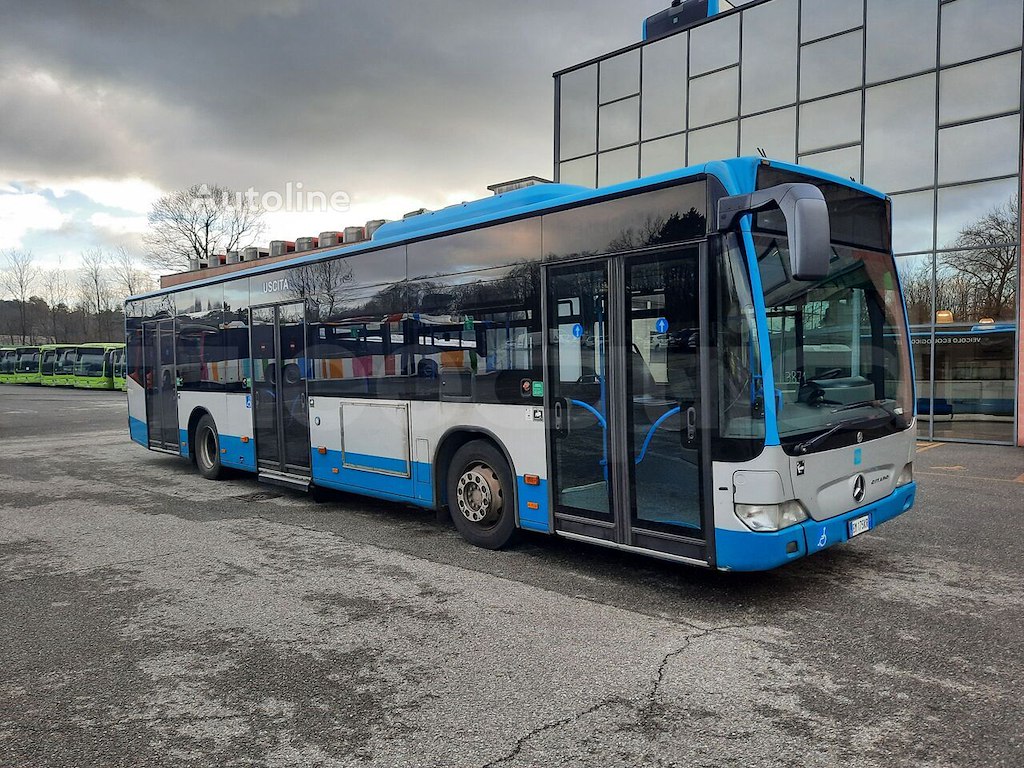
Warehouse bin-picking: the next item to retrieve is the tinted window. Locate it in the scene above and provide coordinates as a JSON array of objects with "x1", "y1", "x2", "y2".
[
  {"x1": 757, "y1": 166, "x2": 890, "y2": 252},
  {"x1": 407, "y1": 219, "x2": 541, "y2": 279},
  {"x1": 176, "y1": 284, "x2": 228, "y2": 392},
  {"x1": 543, "y1": 183, "x2": 707, "y2": 260}
]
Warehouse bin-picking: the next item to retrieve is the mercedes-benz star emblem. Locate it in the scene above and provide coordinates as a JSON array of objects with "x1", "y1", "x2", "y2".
[{"x1": 852, "y1": 474, "x2": 866, "y2": 503}]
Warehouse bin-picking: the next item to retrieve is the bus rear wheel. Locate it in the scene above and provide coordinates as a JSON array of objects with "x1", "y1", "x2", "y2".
[
  {"x1": 195, "y1": 414, "x2": 224, "y2": 481},
  {"x1": 446, "y1": 440, "x2": 517, "y2": 550}
]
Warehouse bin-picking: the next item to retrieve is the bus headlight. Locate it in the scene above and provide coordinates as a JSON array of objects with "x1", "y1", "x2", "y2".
[
  {"x1": 735, "y1": 500, "x2": 808, "y2": 532},
  {"x1": 896, "y1": 462, "x2": 914, "y2": 487}
]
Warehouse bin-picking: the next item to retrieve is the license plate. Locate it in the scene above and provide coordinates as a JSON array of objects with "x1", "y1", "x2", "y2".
[{"x1": 848, "y1": 514, "x2": 871, "y2": 538}]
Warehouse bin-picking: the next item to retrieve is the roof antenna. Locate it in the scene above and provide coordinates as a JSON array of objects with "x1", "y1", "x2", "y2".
[{"x1": 757, "y1": 147, "x2": 767, "y2": 158}]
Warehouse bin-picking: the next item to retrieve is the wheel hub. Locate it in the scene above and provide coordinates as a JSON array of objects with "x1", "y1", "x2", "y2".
[{"x1": 456, "y1": 464, "x2": 502, "y2": 524}]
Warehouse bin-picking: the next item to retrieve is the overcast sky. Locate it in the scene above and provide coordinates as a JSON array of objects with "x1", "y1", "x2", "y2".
[{"x1": 0, "y1": 0, "x2": 676, "y2": 272}]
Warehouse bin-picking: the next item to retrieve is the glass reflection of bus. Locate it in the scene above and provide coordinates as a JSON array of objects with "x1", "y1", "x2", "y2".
[{"x1": 912, "y1": 323, "x2": 1015, "y2": 422}]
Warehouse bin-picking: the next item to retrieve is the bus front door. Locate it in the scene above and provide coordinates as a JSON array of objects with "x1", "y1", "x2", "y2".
[
  {"x1": 544, "y1": 248, "x2": 709, "y2": 565},
  {"x1": 250, "y1": 302, "x2": 311, "y2": 483},
  {"x1": 144, "y1": 320, "x2": 180, "y2": 452}
]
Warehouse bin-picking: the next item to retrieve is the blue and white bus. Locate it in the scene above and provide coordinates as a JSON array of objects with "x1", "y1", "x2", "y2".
[{"x1": 126, "y1": 158, "x2": 917, "y2": 571}]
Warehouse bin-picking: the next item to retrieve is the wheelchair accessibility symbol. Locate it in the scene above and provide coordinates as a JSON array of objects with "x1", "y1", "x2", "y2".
[{"x1": 817, "y1": 527, "x2": 828, "y2": 548}]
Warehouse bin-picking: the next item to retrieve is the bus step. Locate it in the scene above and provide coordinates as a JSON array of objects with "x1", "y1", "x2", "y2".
[{"x1": 257, "y1": 470, "x2": 311, "y2": 492}]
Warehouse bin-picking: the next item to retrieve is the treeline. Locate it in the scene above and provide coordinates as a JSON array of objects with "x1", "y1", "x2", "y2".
[{"x1": 0, "y1": 248, "x2": 155, "y2": 344}]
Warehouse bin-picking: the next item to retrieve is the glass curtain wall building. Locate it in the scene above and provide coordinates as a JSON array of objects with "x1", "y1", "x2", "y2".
[{"x1": 554, "y1": 0, "x2": 1023, "y2": 446}]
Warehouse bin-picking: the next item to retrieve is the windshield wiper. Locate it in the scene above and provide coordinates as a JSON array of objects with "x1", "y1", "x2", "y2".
[
  {"x1": 793, "y1": 412, "x2": 891, "y2": 455},
  {"x1": 830, "y1": 399, "x2": 909, "y2": 429}
]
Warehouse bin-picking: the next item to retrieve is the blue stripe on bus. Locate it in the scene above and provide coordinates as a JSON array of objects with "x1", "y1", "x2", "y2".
[
  {"x1": 179, "y1": 428, "x2": 189, "y2": 457},
  {"x1": 220, "y1": 435, "x2": 256, "y2": 471},
  {"x1": 311, "y1": 449, "x2": 425, "y2": 502},
  {"x1": 715, "y1": 483, "x2": 916, "y2": 572},
  {"x1": 129, "y1": 416, "x2": 148, "y2": 446},
  {"x1": 516, "y1": 477, "x2": 550, "y2": 533}
]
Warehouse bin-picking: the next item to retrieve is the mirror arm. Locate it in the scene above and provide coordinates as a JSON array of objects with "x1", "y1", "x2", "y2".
[{"x1": 715, "y1": 182, "x2": 831, "y2": 281}]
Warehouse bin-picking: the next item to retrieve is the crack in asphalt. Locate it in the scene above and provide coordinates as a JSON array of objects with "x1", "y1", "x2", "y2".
[
  {"x1": 478, "y1": 696, "x2": 633, "y2": 768},
  {"x1": 478, "y1": 622, "x2": 749, "y2": 768}
]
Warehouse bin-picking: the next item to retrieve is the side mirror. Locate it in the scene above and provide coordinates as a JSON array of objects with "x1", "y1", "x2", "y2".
[{"x1": 716, "y1": 182, "x2": 831, "y2": 281}]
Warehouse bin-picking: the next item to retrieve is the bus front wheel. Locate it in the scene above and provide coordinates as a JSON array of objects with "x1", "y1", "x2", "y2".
[
  {"x1": 446, "y1": 440, "x2": 517, "y2": 550},
  {"x1": 195, "y1": 414, "x2": 224, "y2": 481}
]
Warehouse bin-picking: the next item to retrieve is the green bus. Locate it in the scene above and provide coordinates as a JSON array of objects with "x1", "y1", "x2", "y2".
[
  {"x1": 0, "y1": 346, "x2": 16, "y2": 384},
  {"x1": 12, "y1": 346, "x2": 42, "y2": 384},
  {"x1": 72, "y1": 343, "x2": 124, "y2": 390},
  {"x1": 39, "y1": 344, "x2": 80, "y2": 387},
  {"x1": 110, "y1": 345, "x2": 127, "y2": 390}
]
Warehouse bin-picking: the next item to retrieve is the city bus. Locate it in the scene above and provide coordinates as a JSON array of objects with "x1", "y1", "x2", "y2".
[
  {"x1": 72, "y1": 343, "x2": 125, "y2": 390},
  {"x1": 0, "y1": 346, "x2": 15, "y2": 384},
  {"x1": 126, "y1": 158, "x2": 917, "y2": 571},
  {"x1": 111, "y1": 345, "x2": 127, "y2": 390},
  {"x1": 12, "y1": 346, "x2": 41, "y2": 384},
  {"x1": 39, "y1": 343, "x2": 79, "y2": 386}
]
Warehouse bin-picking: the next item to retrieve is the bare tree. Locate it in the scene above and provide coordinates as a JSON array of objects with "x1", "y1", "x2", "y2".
[
  {"x1": 78, "y1": 249, "x2": 112, "y2": 338},
  {"x1": 41, "y1": 263, "x2": 72, "y2": 342},
  {"x1": 144, "y1": 183, "x2": 265, "y2": 273},
  {"x1": 109, "y1": 246, "x2": 154, "y2": 299},
  {"x1": 0, "y1": 249, "x2": 39, "y2": 342},
  {"x1": 937, "y1": 196, "x2": 1019, "y2": 322}
]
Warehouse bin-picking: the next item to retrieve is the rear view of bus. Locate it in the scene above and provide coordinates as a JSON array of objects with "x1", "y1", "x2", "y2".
[{"x1": 709, "y1": 160, "x2": 916, "y2": 570}]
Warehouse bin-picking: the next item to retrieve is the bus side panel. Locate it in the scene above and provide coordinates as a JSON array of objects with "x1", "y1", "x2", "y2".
[
  {"x1": 305, "y1": 399, "x2": 550, "y2": 531},
  {"x1": 177, "y1": 392, "x2": 228, "y2": 460},
  {"x1": 409, "y1": 402, "x2": 550, "y2": 533},
  {"x1": 309, "y1": 397, "x2": 421, "y2": 502},
  {"x1": 127, "y1": 376, "x2": 148, "y2": 447},
  {"x1": 220, "y1": 392, "x2": 256, "y2": 471}
]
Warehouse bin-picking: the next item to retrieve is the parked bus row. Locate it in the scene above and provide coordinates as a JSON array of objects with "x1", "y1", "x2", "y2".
[{"x1": 0, "y1": 343, "x2": 126, "y2": 390}]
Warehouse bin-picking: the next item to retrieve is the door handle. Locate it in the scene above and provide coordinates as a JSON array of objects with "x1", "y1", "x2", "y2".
[
  {"x1": 682, "y1": 405, "x2": 697, "y2": 447},
  {"x1": 553, "y1": 397, "x2": 569, "y2": 438}
]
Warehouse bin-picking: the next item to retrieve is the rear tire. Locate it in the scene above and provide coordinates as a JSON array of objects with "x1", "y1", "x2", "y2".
[
  {"x1": 195, "y1": 414, "x2": 224, "y2": 480},
  {"x1": 446, "y1": 440, "x2": 517, "y2": 550}
]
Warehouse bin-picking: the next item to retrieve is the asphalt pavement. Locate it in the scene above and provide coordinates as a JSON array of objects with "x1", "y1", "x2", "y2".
[{"x1": 1, "y1": 384, "x2": 1022, "y2": 767}]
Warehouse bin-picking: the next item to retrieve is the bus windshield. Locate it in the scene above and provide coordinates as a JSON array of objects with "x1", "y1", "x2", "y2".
[
  {"x1": 752, "y1": 179, "x2": 913, "y2": 452},
  {"x1": 76, "y1": 348, "x2": 107, "y2": 377}
]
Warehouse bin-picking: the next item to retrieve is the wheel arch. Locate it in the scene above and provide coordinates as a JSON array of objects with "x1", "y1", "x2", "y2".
[
  {"x1": 432, "y1": 426, "x2": 519, "y2": 521},
  {"x1": 186, "y1": 406, "x2": 212, "y2": 463}
]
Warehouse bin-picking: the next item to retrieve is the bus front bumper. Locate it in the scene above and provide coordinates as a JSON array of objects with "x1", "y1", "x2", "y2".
[{"x1": 715, "y1": 482, "x2": 917, "y2": 572}]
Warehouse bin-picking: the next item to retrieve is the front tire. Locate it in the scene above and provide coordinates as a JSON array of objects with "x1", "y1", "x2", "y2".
[
  {"x1": 195, "y1": 414, "x2": 224, "y2": 480},
  {"x1": 446, "y1": 440, "x2": 517, "y2": 550}
]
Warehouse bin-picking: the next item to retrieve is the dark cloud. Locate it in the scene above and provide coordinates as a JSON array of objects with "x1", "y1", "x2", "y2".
[{"x1": 0, "y1": 0, "x2": 668, "y2": 200}]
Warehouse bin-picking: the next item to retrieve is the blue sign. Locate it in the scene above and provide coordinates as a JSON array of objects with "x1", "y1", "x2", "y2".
[
  {"x1": 571, "y1": 323, "x2": 584, "y2": 339},
  {"x1": 655, "y1": 317, "x2": 669, "y2": 334},
  {"x1": 245, "y1": 394, "x2": 252, "y2": 409}
]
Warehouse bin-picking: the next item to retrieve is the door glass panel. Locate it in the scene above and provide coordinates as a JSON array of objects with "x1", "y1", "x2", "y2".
[
  {"x1": 251, "y1": 306, "x2": 280, "y2": 467},
  {"x1": 278, "y1": 303, "x2": 310, "y2": 470},
  {"x1": 144, "y1": 321, "x2": 179, "y2": 450},
  {"x1": 547, "y1": 262, "x2": 612, "y2": 520},
  {"x1": 625, "y1": 251, "x2": 703, "y2": 533}
]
